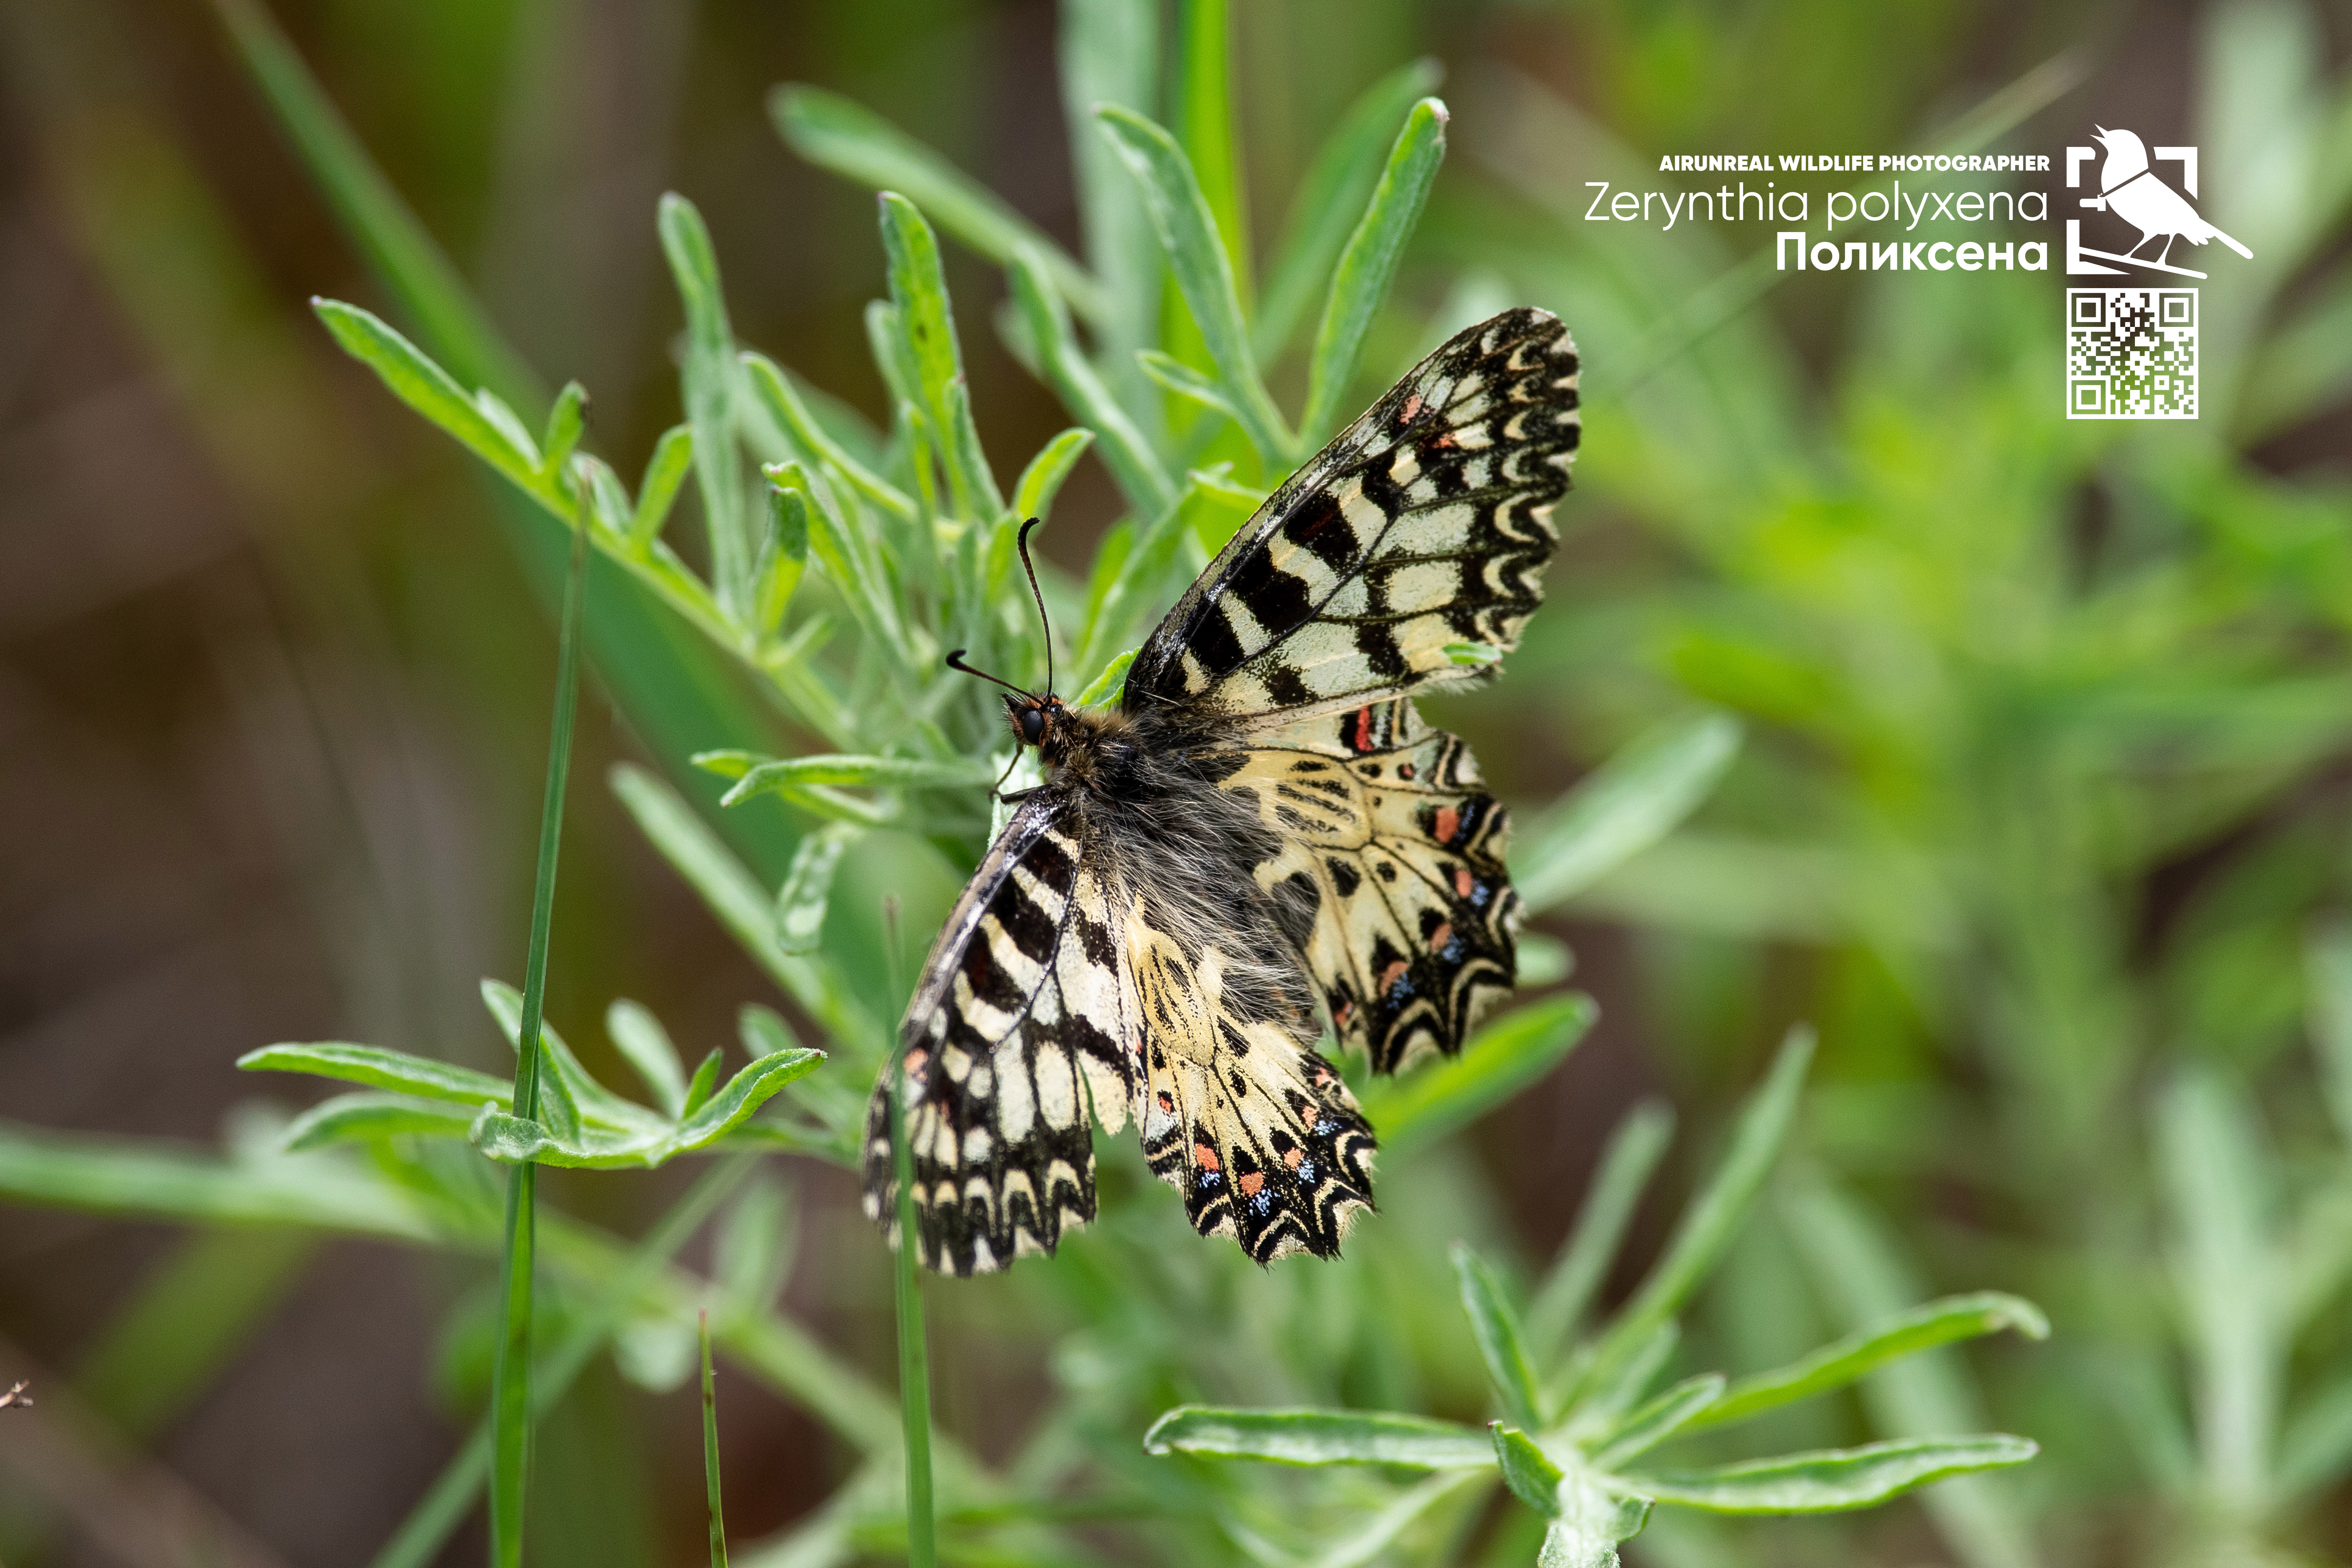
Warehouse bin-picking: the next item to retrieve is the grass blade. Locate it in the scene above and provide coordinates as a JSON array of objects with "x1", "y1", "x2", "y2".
[
  {"x1": 1629, "y1": 1436, "x2": 2039, "y2": 1514},
  {"x1": 1171, "y1": 0, "x2": 1250, "y2": 309},
  {"x1": 889, "y1": 1062, "x2": 937, "y2": 1567},
  {"x1": 486, "y1": 504, "x2": 590, "y2": 1568},
  {"x1": 769, "y1": 85, "x2": 1103, "y2": 325},
  {"x1": 1515, "y1": 711, "x2": 1742, "y2": 915},
  {"x1": 1298, "y1": 98, "x2": 1447, "y2": 450},
  {"x1": 370, "y1": 1160, "x2": 751, "y2": 1568},
  {"x1": 1452, "y1": 1243, "x2": 1544, "y2": 1428},
  {"x1": 1143, "y1": 1406, "x2": 1494, "y2": 1468},
  {"x1": 1573, "y1": 1027, "x2": 1813, "y2": 1407},
  {"x1": 702, "y1": 1310, "x2": 730, "y2": 1568},
  {"x1": 207, "y1": 0, "x2": 539, "y2": 407},
  {"x1": 1687, "y1": 1293, "x2": 2050, "y2": 1436},
  {"x1": 1359, "y1": 995, "x2": 1597, "y2": 1157},
  {"x1": 1094, "y1": 105, "x2": 1292, "y2": 464},
  {"x1": 1527, "y1": 1100, "x2": 1675, "y2": 1359},
  {"x1": 1254, "y1": 58, "x2": 1443, "y2": 363}
]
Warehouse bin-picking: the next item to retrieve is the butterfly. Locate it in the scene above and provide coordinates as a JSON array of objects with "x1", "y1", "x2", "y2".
[{"x1": 864, "y1": 307, "x2": 1581, "y2": 1274}]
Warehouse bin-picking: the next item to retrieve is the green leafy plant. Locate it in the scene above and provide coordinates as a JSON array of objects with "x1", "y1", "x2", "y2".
[{"x1": 1145, "y1": 1031, "x2": 2045, "y2": 1566}]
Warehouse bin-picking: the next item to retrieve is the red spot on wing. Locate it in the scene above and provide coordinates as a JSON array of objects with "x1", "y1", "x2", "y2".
[
  {"x1": 1433, "y1": 805, "x2": 1460, "y2": 844},
  {"x1": 1301, "y1": 1103, "x2": 1319, "y2": 1127},
  {"x1": 1399, "y1": 392, "x2": 1424, "y2": 425},
  {"x1": 1352, "y1": 706, "x2": 1374, "y2": 753},
  {"x1": 1380, "y1": 959, "x2": 1410, "y2": 994},
  {"x1": 1398, "y1": 762, "x2": 1416, "y2": 780},
  {"x1": 1428, "y1": 921, "x2": 1454, "y2": 953},
  {"x1": 1237, "y1": 1171, "x2": 1266, "y2": 1197},
  {"x1": 1454, "y1": 867, "x2": 1475, "y2": 899},
  {"x1": 1283, "y1": 1146, "x2": 1305, "y2": 1169},
  {"x1": 1193, "y1": 1142, "x2": 1220, "y2": 1172}
]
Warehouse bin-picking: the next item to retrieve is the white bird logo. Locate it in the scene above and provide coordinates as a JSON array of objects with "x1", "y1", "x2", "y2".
[{"x1": 2081, "y1": 127, "x2": 2253, "y2": 269}]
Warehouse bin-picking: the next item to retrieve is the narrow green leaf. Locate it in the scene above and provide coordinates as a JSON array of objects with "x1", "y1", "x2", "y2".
[
  {"x1": 2307, "y1": 920, "x2": 2352, "y2": 1147},
  {"x1": 482, "y1": 980, "x2": 664, "y2": 1138},
  {"x1": 1255, "y1": 58, "x2": 1444, "y2": 363},
  {"x1": 1528, "y1": 1100, "x2": 1675, "y2": 1359},
  {"x1": 487, "y1": 494, "x2": 590, "y2": 1568},
  {"x1": 1454, "y1": 1243, "x2": 1543, "y2": 1428},
  {"x1": 606, "y1": 1000, "x2": 690, "y2": 1119},
  {"x1": 211, "y1": 0, "x2": 539, "y2": 405},
  {"x1": 739, "y1": 352, "x2": 914, "y2": 523},
  {"x1": 769, "y1": 85, "x2": 1103, "y2": 324},
  {"x1": 1307, "y1": 1471, "x2": 1486, "y2": 1568},
  {"x1": 878, "y1": 192, "x2": 1000, "y2": 518},
  {"x1": 237, "y1": 1042, "x2": 511, "y2": 1105},
  {"x1": 659, "y1": 192, "x2": 753, "y2": 619},
  {"x1": 1575, "y1": 1322, "x2": 1681, "y2": 1435},
  {"x1": 1359, "y1": 995, "x2": 1597, "y2": 1157},
  {"x1": 774, "y1": 821, "x2": 860, "y2": 954},
  {"x1": 1629, "y1": 1436, "x2": 2039, "y2": 1514},
  {"x1": 681, "y1": 1049, "x2": 725, "y2": 1122},
  {"x1": 1782, "y1": 1181, "x2": 2042, "y2": 1568},
  {"x1": 1005, "y1": 250, "x2": 1174, "y2": 513},
  {"x1": 630, "y1": 424, "x2": 694, "y2": 554},
  {"x1": 702, "y1": 1311, "x2": 730, "y2": 1568},
  {"x1": 576, "y1": 456, "x2": 633, "y2": 540},
  {"x1": 1137, "y1": 347, "x2": 1245, "y2": 424},
  {"x1": 678, "y1": 1049, "x2": 821, "y2": 1143},
  {"x1": 1144, "y1": 1406, "x2": 1494, "y2": 1469},
  {"x1": 776, "y1": 462, "x2": 919, "y2": 690},
  {"x1": 1074, "y1": 648, "x2": 1138, "y2": 709},
  {"x1": 1491, "y1": 1425, "x2": 1564, "y2": 1515},
  {"x1": 1577, "y1": 1027, "x2": 1814, "y2": 1405},
  {"x1": 1094, "y1": 106, "x2": 1292, "y2": 463},
  {"x1": 1299, "y1": 98, "x2": 1448, "y2": 449},
  {"x1": 1515, "y1": 711, "x2": 1743, "y2": 914},
  {"x1": 312, "y1": 300, "x2": 546, "y2": 494},
  {"x1": 1012, "y1": 428, "x2": 1095, "y2": 529},
  {"x1": 1591, "y1": 1375, "x2": 1727, "y2": 1470},
  {"x1": 281, "y1": 1092, "x2": 480, "y2": 1151},
  {"x1": 539, "y1": 381, "x2": 588, "y2": 476},
  {"x1": 1689, "y1": 1294, "x2": 2051, "y2": 1436},
  {"x1": 699, "y1": 751, "x2": 993, "y2": 806}
]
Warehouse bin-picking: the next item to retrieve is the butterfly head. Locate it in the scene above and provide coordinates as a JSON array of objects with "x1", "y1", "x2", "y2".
[{"x1": 1004, "y1": 690, "x2": 1070, "y2": 751}]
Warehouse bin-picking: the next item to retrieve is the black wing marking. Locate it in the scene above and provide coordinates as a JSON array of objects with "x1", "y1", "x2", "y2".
[
  {"x1": 864, "y1": 793, "x2": 1142, "y2": 1275},
  {"x1": 1123, "y1": 308, "x2": 1579, "y2": 726}
]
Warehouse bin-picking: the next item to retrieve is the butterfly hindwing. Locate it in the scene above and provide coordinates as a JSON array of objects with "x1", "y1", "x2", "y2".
[
  {"x1": 865, "y1": 796, "x2": 1144, "y2": 1275},
  {"x1": 1125, "y1": 307, "x2": 1579, "y2": 726},
  {"x1": 1130, "y1": 914, "x2": 1377, "y2": 1260},
  {"x1": 1213, "y1": 698, "x2": 1519, "y2": 1073}
]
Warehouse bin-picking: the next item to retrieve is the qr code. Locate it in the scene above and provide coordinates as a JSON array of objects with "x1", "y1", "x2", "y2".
[{"x1": 2067, "y1": 289, "x2": 2196, "y2": 419}]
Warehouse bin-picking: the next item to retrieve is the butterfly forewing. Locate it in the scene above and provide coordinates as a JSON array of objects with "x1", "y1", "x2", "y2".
[
  {"x1": 864, "y1": 795, "x2": 1143, "y2": 1275},
  {"x1": 1125, "y1": 307, "x2": 1580, "y2": 727}
]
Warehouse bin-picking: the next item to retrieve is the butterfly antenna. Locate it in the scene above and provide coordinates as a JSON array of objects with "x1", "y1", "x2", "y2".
[
  {"x1": 1015, "y1": 517, "x2": 1054, "y2": 696},
  {"x1": 943, "y1": 648, "x2": 1033, "y2": 698}
]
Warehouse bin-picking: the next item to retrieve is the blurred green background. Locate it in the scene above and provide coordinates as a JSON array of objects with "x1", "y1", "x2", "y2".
[{"x1": 3, "y1": 0, "x2": 2350, "y2": 1565}]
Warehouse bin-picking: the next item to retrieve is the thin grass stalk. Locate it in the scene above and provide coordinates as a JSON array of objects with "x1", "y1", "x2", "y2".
[
  {"x1": 884, "y1": 897, "x2": 936, "y2": 1568},
  {"x1": 487, "y1": 500, "x2": 591, "y2": 1568},
  {"x1": 701, "y1": 1310, "x2": 730, "y2": 1568}
]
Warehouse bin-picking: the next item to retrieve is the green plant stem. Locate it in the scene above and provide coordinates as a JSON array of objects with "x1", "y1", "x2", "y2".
[
  {"x1": 486, "y1": 505, "x2": 590, "y2": 1568},
  {"x1": 891, "y1": 1065, "x2": 937, "y2": 1568},
  {"x1": 702, "y1": 1309, "x2": 730, "y2": 1568}
]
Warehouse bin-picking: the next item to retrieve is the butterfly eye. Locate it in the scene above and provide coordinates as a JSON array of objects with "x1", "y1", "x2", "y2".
[{"x1": 1017, "y1": 706, "x2": 1047, "y2": 745}]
